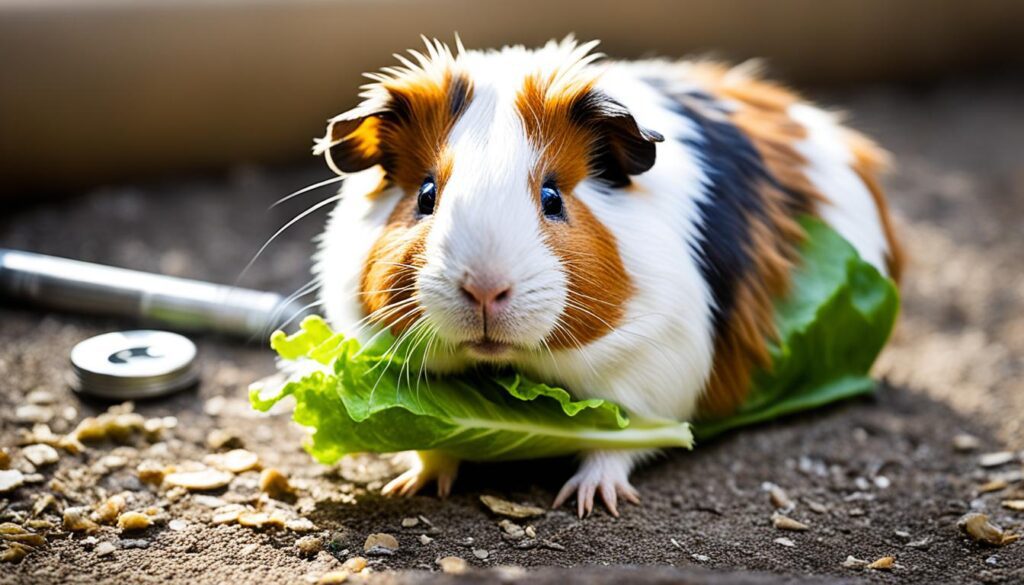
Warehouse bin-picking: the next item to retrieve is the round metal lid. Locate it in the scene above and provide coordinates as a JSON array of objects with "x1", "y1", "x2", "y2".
[{"x1": 70, "y1": 330, "x2": 199, "y2": 399}]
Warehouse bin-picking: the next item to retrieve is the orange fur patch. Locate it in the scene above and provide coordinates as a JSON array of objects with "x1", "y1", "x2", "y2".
[
  {"x1": 356, "y1": 49, "x2": 472, "y2": 334},
  {"x1": 516, "y1": 68, "x2": 633, "y2": 349}
]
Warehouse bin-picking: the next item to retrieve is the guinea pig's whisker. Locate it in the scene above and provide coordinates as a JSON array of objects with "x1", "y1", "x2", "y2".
[
  {"x1": 269, "y1": 175, "x2": 346, "y2": 210},
  {"x1": 236, "y1": 193, "x2": 343, "y2": 288},
  {"x1": 275, "y1": 299, "x2": 325, "y2": 332}
]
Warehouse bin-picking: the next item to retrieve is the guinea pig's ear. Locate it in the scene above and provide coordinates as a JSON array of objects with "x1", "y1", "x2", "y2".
[
  {"x1": 313, "y1": 99, "x2": 393, "y2": 175},
  {"x1": 575, "y1": 90, "x2": 664, "y2": 187}
]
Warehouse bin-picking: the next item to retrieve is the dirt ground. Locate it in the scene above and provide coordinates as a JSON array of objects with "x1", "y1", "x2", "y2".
[{"x1": 1, "y1": 74, "x2": 1023, "y2": 584}]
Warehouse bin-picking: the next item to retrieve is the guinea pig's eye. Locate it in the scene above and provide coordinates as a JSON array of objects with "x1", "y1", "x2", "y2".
[
  {"x1": 417, "y1": 177, "x2": 437, "y2": 216},
  {"x1": 540, "y1": 181, "x2": 564, "y2": 219}
]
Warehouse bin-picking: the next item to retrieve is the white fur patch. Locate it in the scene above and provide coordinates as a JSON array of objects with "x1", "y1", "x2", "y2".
[{"x1": 789, "y1": 104, "x2": 891, "y2": 275}]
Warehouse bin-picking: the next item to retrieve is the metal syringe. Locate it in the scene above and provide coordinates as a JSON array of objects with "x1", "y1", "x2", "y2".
[{"x1": 0, "y1": 248, "x2": 310, "y2": 340}]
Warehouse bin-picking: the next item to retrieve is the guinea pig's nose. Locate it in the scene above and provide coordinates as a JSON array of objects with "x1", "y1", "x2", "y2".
[{"x1": 460, "y1": 279, "x2": 512, "y2": 314}]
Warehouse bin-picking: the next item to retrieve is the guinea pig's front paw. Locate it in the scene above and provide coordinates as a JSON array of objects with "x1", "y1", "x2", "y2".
[
  {"x1": 381, "y1": 450, "x2": 460, "y2": 498},
  {"x1": 552, "y1": 451, "x2": 641, "y2": 518}
]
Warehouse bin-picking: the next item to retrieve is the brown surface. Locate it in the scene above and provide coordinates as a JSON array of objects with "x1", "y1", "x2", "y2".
[
  {"x1": 1, "y1": 77, "x2": 1023, "y2": 584},
  {"x1": 4, "y1": 0, "x2": 1024, "y2": 193}
]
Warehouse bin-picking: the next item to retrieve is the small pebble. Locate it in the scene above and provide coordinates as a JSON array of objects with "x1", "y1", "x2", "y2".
[
  {"x1": 979, "y1": 452, "x2": 1016, "y2": 468},
  {"x1": 63, "y1": 507, "x2": 100, "y2": 533},
  {"x1": 0, "y1": 470, "x2": 25, "y2": 493},
  {"x1": 958, "y1": 513, "x2": 1019, "y2": 546},
  {"x1": 95, "y1": 541, "x2": 117, "y2": 557},
  {"x1": 524, "y1": 526, "x2": 536, "y2": 538},
  {"x1": 906, "y1": 536, "x2": 932, "y2": 550},
  {"x1": 419, "y1": 534, "x2": 433, "y2": 545},
  {"x1": 952, "y1": 433, "x2": 981, "y2": 452},
  {"x1": 295, "y1": 536, "x2": 323, "y2": 556},
  {"x1": 117, "y1": 511, "x2": 152, "y2": 531},
  {"x1": 15, "y1": 405, "x2": 53, "y2": 424},
  {"x1": 774, "y1": 537, "x2": 796, "y2": 548},
  {"x1": 873, "y1": 476, "x2": 891, "y2": 489},
  {"x1": 472, "y1": 548, "x2": 489, "y2": 560},
  {"x1": 341, "y1": 556, "x2": 367, "y2": 572},
  {"x1": 437, "y1": 556, "x2": 468, "y2": 574},
  {"x1": 205, "y1": 428, "x2": 243, "y2": 450},
  {"x1": 207, "y1": 449, "x2": 260, "y2": 473},
  {"x1": 691, "y1": 553, "x2": 710, "y2": 562},
  {"x1": 92, "y1": 495, "x2": 127, "y2": 524},
  {"x1": 363, "y1": 533, "x2": 398, "y2": 553},
  {"x1": 479, "y1": 495, "x2": 545, "y2": 518},
  {"x1": 842, "y1": 555, "x2": 869, "y2": 569},
  {"x1": 168, "y1": 519, "x2": 188, "y2": 531},
  {"x1": 26, "y1": 390, "x2": 56, "y2": 405},
  {"x1": 21, "y1": 444, "x2": 59, "y2": 467},
  {"x1": 401, "y1": 517, "x2": 419, "y2": 528},
  {"x1": 499, "y1": 519, "x2": 525, "y2": 540},
  {"x1": 119, "y1": 538, "x2": 150, "y2": 550},
  {"x1": 986, "y1": 555, "x2": 999, "y2": 566},
  {"x1": 259, "y1": 468, "x2": 294, "y2": 499}
]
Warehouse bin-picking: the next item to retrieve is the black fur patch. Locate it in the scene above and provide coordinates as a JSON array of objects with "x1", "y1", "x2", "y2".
[
  {"x1": 448, "y1": 72, "x2": 473, "y2": 117},
  {"x1": 655, "y1": 88, "x2": 773, "y2": 330}
]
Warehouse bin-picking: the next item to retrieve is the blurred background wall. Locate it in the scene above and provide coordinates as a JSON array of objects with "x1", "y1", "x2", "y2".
[{"x1": 2, "y1": 0, "x2": 1023, "y2": 197}]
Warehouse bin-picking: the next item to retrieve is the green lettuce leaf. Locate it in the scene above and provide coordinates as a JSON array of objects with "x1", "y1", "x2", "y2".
[
  {"x1": 251, "y1": 217, "x2": 898, "y2": 462},
  {"x1": 250, "y1": 317, "x2": 693, "y2": 462},
  {"x1": 692, "y1": 217, "x2": 900, "y2": 439}
]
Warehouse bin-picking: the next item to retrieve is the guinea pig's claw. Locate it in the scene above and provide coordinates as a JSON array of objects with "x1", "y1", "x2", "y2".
[
  {"x1": 381, "y1": 450, "x2": 459, "y2": 499},
  {"x1": 553, "y1": 465, "x2": 640, "y2": 518}
]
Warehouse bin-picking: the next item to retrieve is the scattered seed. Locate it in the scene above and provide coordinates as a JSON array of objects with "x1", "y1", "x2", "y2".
[
  {"x1": 953, "y1": 433, "x2": 981, "y2": 452},
  {"x1": 979, "y1": 479, "x2": 1009, "y2": 494},
  {"x1": 164, "y1": 469, "x2": 233, "y2": 491},
  {"x1": 0, "y1": 523, "x2": 45, "y2": 547},
  {"x1": 363, "y1": 533, "x2": 398, "y2": 553},
  {"x1": 205, "y1": 429, "x2": 243, "y2": 450},
  {"x1": 906, "y1": 537, "x2": 932, "y2": 550},
  {"x1": 0, "y1": 449, "x2": 9, "y2": 470},
  {"x1": 136, "y1": 460, "x2": 166, "y2": 485},
  {"x1": 774, "y1": 537, "x2": 796, "y2": 547},
  {"x1": 168, "y1": 519, "x2": 188, "y2": 531},
  {"x1": 26, "y1": 390, "x2": 56, "y2": 405},
  {"x1": 691, "y1": 553, "x2": 710, "y2": 562},
  {"x1": 417, "y1": 515, "x2": 433, "y2": 527},
  {"x1": 763, "y1": 483, "x2": 794, "y2": 511},
  {"x1": 867, "y1": 556, "x2": 895, "y2": 570},
  {"x1": 479, "y1": 495, "x2": 545, "y2": 519},
  {"x1": 21, "y1": 444, "x2": 59, "y2": 467},
  {"x1": 473, "y1": 548, "x2": 489, "y2": 560},
  {"x1": 524, "y1": 525, "x2": 536, "y2": 539},
  {"x1": 979, "y1": 452, "x2": 1016, "y2": 468},
  {"x1": 25, "y1": 519, "x2": 54, "y2": 531},
  {"x1": 498, "y1": 519, "x2": 525, "y2": 540},
  {"x1": 317, "y1": 571, "x2": 349, "y2": 584},
  {"x1": 63, "y1": 507, "x2": 100, "y2": 533},
  {"x1": 192, "y1": 495, "x2": 228, "y2": 508},
  {"x1": 95, "y1": 541, "x2": 117, "y2": 557},
  {"x1": 259, "y1": 468, "x2": 294, "y2": 499},
  {"x1": 1002, "y1": 500, "x2": 1024, "y2": 511},
  {"x1": 295, "y1": 536, "x2": 323, "y2": 556},
  {"x1": 211, "y1": 505, "x2": 245, "y2": 525},
  {"x1": 437, "y1": 556, "x2": 467, "y2": 574},
  {"x1": 342, "y1": 556, "x2": 367, "y2": 572},
  {"x1": 873, "y1": 476, "x2": 891, "y2": 489},
  {"x1": 92, "y1": 495, "x2": 127, "y2": 524},
  {"x1": 16, "y1": 405, "x2": 53, "y2": 425},
  {"x1": 959, "y1": 513, "x2": 1019, "y2": 546},
  {"x1": 418, "y1": 534, "x2": 433, "y2": 545},
  {"x1": 842, "y1": 556, "x2": 869, "y2": 569},
  {"x1": 117, "y1": 511, "x2": 152, "y2": 531},
  {"x1": 0, "y1": 470, "x2": 25, "y2": 493},
  {"x1": 281, "y1": 518, "x2": 312, "y2": 533},
  {"x1": 119, "y1": 539, "x2": 150, "y2": 550},
  {"x1": 772, "y1": 513, "x2": 809, "y2": 531},
  {"x1": 0, "y1": 543, "x2": 29, "y2": 563},
  {"x1": 207, "y1": 449, "x2": 260, "y2": 474},
  {"x1": 540, "y1": 540, "x2": 566, "y2": 552},
  {"x1": 401, "y1": 517, "x2": 419, "y2": 528},
  {"x1": 237, "y1": 512, "x2": 272, "y2": 528}
]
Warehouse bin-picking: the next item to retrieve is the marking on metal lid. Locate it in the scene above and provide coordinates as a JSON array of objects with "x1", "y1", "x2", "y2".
[{"x1": 70, "y1": 330, "x2": 198, "y2": 399}]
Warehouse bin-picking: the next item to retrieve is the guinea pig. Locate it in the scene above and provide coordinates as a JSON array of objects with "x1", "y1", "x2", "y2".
[{"x1": 310, "y1": 37, "x2": 902, "y2": 517}]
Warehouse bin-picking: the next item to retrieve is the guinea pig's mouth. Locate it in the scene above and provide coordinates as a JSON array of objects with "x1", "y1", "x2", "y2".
[{"x1": 462, "y1": 338, "x2": 518, "y2": 359}]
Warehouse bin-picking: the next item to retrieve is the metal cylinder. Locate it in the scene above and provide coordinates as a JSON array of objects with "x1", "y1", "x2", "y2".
[{"x1": 0, "y1": 248, "x2": 310, "y2": 340}]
